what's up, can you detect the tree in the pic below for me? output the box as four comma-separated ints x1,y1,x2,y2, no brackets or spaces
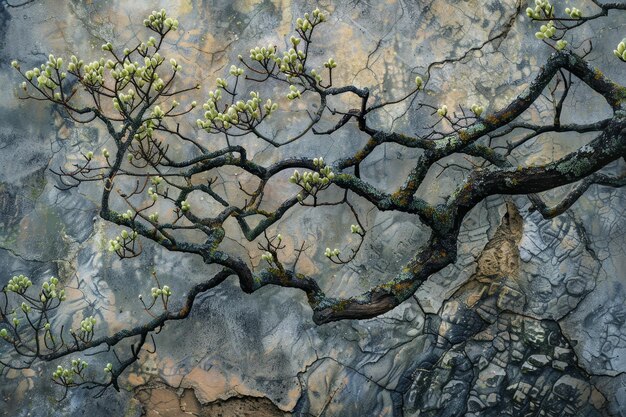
1,1,625,400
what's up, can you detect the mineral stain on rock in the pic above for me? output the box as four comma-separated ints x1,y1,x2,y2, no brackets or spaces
134,381,290,417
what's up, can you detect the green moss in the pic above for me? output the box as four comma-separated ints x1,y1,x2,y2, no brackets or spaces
332,299,352,312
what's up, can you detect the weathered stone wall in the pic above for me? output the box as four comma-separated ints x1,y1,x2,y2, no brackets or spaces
1,1,625,416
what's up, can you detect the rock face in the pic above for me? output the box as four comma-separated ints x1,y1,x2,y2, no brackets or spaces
0,1,625,417
403,204,606,417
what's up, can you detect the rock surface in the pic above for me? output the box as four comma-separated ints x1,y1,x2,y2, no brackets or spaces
0,1,625,416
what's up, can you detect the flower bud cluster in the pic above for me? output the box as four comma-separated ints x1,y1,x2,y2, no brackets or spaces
350,224,363,235
297,8,327,32
324,58,337,69
555,39,568,50
113,88,136,111
324,247,340,258
66,55,84,73
16,55,66,97
614,40,626,61
198,90,268,131
82,58,106,87
96,40,175,95
261,252,274,263
470,103,484,117
104,363,113,373
6,274,32,294
437,105,448,117
0,328,8,339
121,209,134,220
249,45,276,62
152,105,165,119
246,9,326,77
287,85,302,100
310,69,322,83
276,48,305,73
80,316,97,333
229,65,244,76
52,358,88,384
151,285,171,299
526,0,553,19
32,54,65,90
109,229,138,253
180,200,191,212
133,119,157,142
216,78,228,89
148,186,159,202
169,58,182,72
53,365,74,384
52,366,73,382
143,9,179,32
289,158,335,198
40,276,65,302
535,21,556,40
564,7,581,19
71,358,88,370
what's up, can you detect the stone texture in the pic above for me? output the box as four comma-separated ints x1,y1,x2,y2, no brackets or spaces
0,1,625,417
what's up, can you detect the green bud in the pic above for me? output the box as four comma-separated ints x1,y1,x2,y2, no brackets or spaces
415,75,423,90
470,104,484,117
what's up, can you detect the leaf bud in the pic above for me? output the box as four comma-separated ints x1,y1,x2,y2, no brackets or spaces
414,75,423,90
